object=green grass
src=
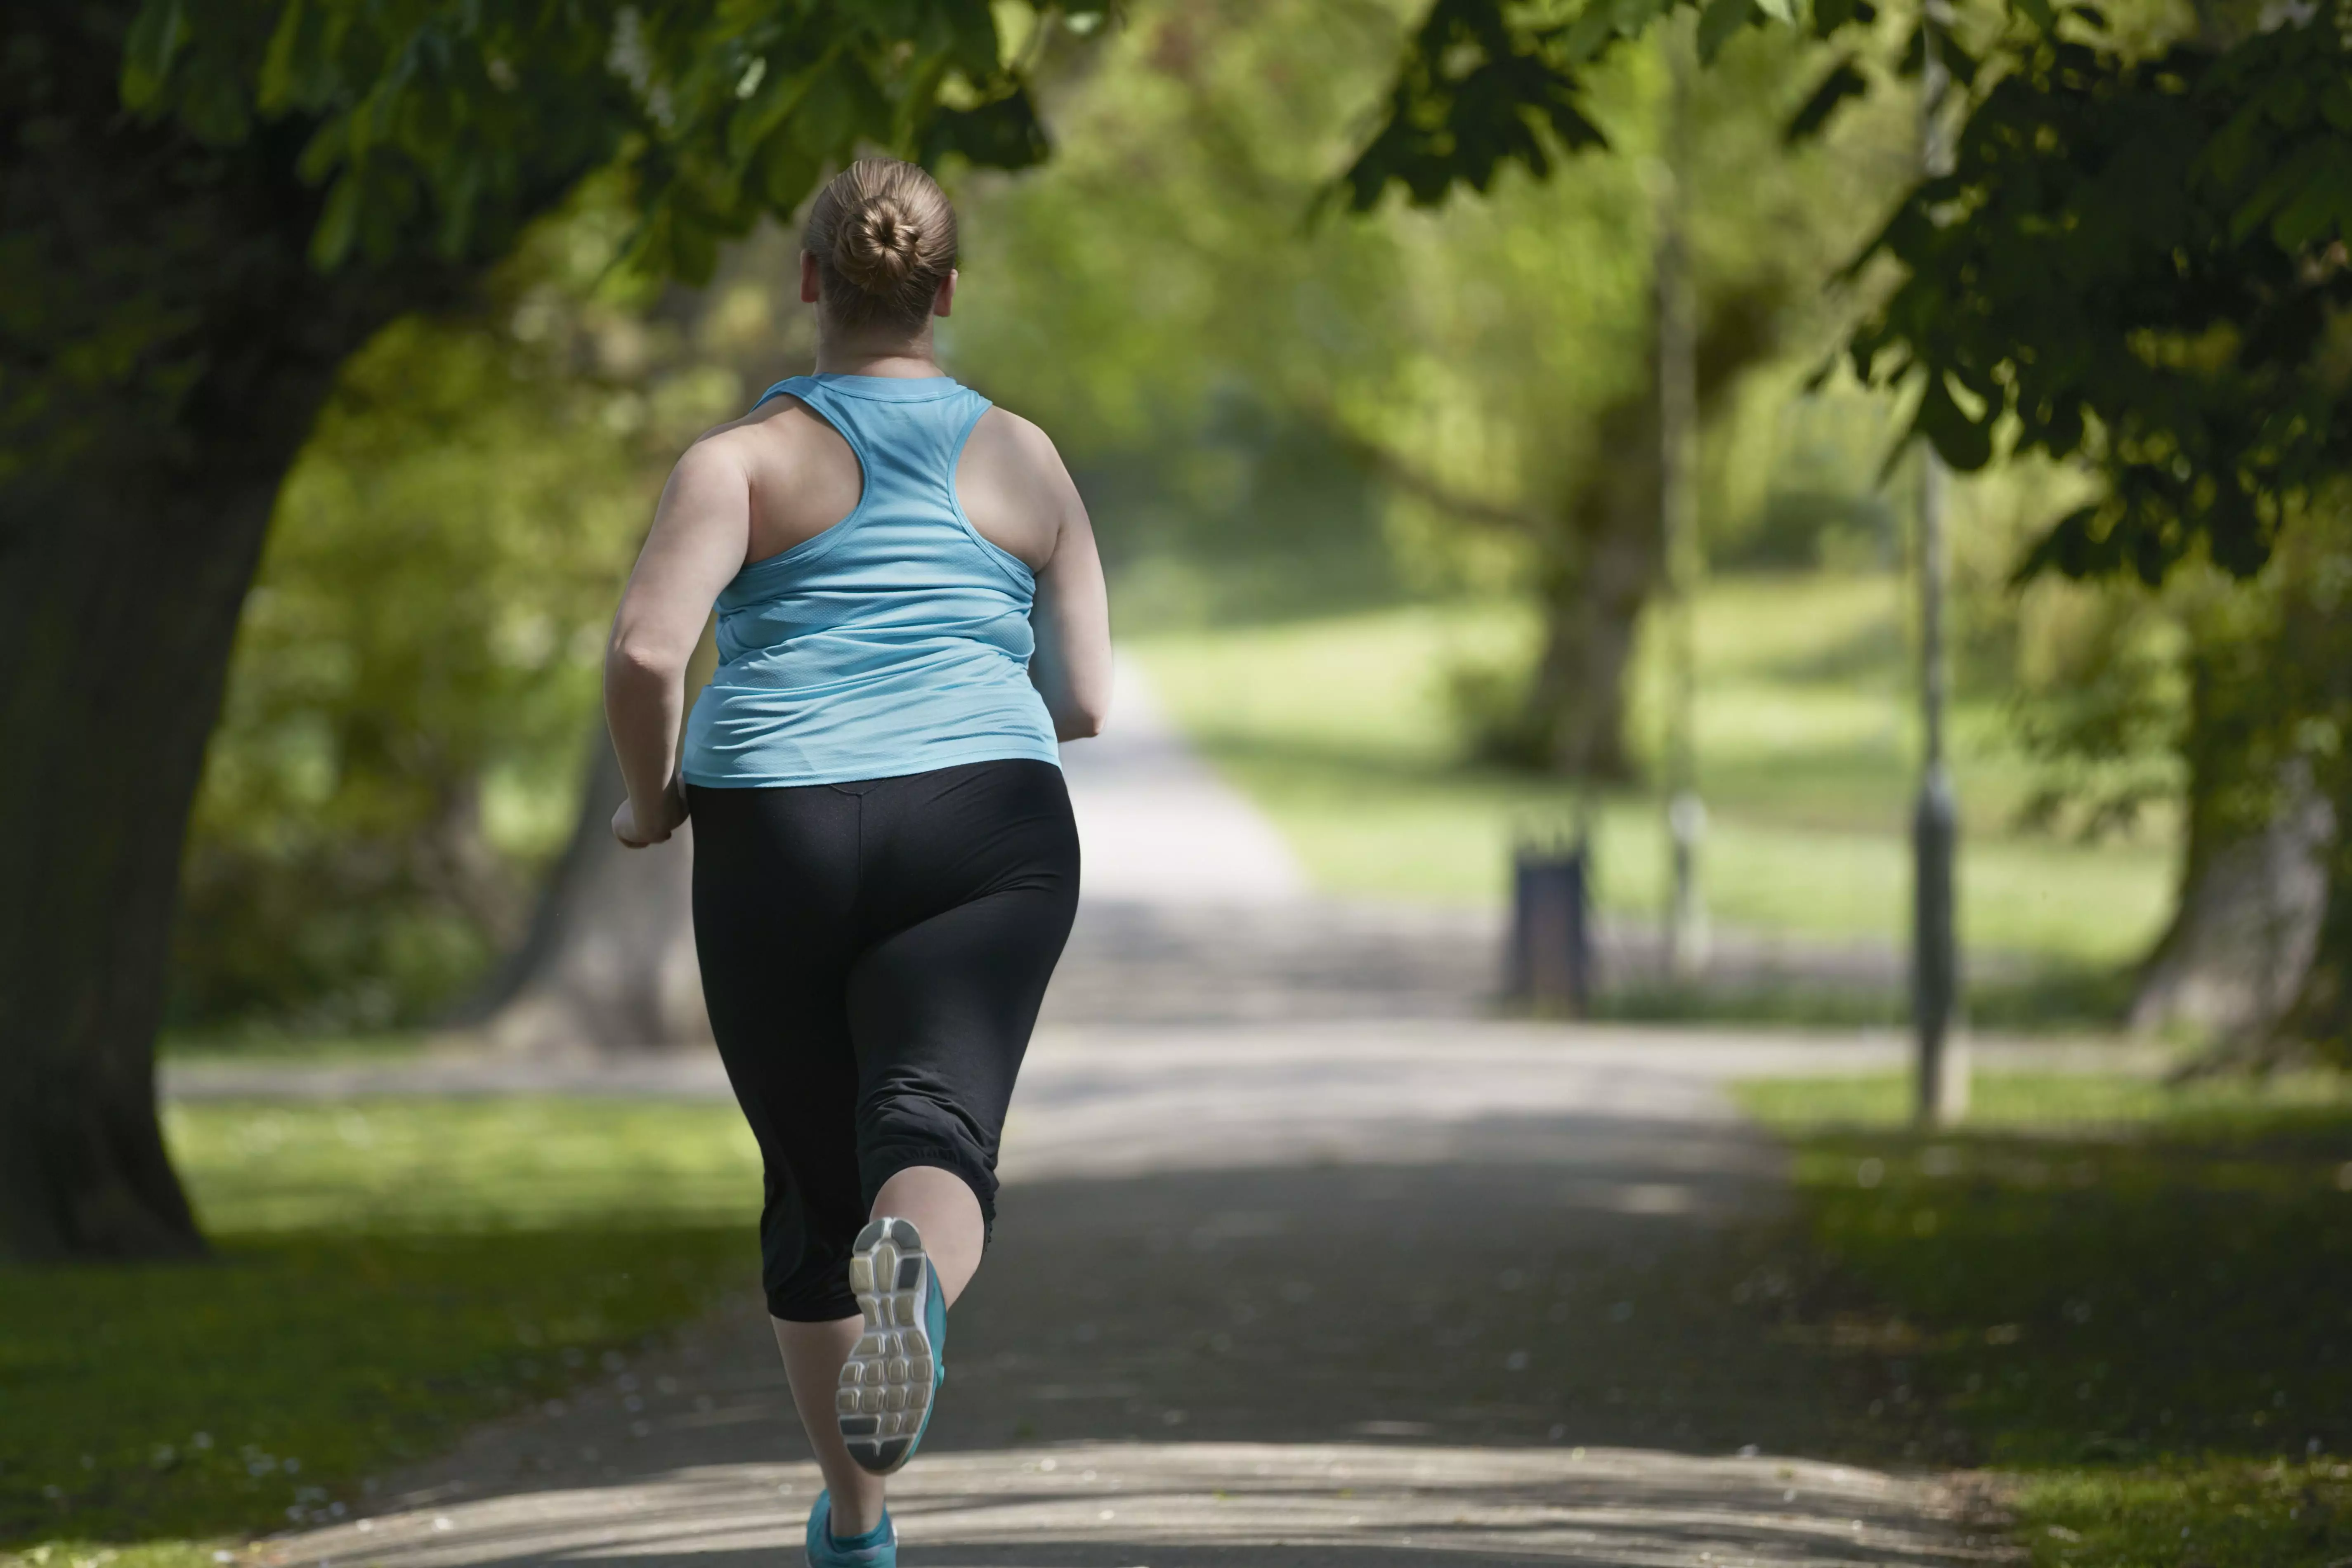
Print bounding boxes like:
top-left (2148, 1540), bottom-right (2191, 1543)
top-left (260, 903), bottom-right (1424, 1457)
top-left (1738, 1072), bottom-right (2352, 1567)
top-left (154, 1030), bottom-right (432, 1064)
top-left (1127, 581), bottom-right (2175, 970)
top-left (0, 1100), bottom-right (762, 1554)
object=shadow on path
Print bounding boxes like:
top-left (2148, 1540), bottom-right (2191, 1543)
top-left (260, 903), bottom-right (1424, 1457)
top-left (258, 1083), bottom-right (2003, 1566)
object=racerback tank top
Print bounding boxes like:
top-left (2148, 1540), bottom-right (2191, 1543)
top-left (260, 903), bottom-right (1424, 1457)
top-left (680, 373), bottom-right (1061, 788)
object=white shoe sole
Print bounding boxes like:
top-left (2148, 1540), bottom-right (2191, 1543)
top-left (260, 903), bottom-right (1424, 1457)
top-left (836, 1216), bottom-right (936, 1474)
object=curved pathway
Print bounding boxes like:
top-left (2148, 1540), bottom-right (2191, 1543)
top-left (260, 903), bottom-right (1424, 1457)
top-left (232, 661), bottom-right (2024, 1567)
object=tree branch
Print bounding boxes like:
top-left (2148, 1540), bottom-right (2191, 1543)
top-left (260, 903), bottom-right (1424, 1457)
top-left (1310, 413), bottom-right (1553, 535)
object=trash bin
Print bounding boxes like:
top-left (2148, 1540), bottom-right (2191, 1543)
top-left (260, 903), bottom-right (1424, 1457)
top-left (1507, 836), bottom-right (1593, 1015)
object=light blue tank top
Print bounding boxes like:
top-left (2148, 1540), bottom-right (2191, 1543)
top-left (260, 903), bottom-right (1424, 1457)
top-left (680, 373), bottom-right (1060, 788)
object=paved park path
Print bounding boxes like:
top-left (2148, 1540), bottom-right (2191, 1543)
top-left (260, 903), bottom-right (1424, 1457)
top-left (213, 661), bottom-right (2037, 1567)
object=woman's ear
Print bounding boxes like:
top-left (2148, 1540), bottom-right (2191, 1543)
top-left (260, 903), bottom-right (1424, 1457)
top-left (933, 268), bottom-right (959, 319)
top-left (800, 250), bottom-right (822, 306)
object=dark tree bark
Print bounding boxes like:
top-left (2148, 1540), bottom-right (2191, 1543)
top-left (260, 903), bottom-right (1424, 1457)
top-left (0, 2), bottom-right (471, 1260)
top-left (2277, 806), bottom-right (2352, 1066)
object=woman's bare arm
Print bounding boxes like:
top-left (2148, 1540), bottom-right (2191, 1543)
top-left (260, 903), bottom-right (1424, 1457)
top-left (604, 438), bottom-right (751, 846)
top-left (1025, 440), bottom-right (1112, 742)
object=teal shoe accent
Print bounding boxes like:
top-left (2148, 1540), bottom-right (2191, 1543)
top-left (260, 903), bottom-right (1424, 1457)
top-left (836, 1216), bottom-right (947, 1475)
top-left (805, 1490), bottom-right (895, 1567)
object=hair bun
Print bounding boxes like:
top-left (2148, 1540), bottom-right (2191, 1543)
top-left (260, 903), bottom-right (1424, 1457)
top-left (803, 157), bottom-right (958, 333)
top-left (835, 198), bottom-right (923, 292)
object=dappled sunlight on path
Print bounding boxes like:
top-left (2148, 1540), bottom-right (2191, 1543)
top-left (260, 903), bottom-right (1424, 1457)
top-left (260, 1443), bottom-right (1995, 1567)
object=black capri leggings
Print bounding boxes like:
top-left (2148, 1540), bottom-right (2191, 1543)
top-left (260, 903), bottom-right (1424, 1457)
top-left (687, 759), bottom-right (1080, 1322)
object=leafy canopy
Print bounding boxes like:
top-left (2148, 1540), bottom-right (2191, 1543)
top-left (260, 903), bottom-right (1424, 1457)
top-left (1344, 0), bottom-right (2352, 583)
top-left (1850, 19), bottom-right (2352, 584)
top-left (122, 0), bottom-right (1112, 282)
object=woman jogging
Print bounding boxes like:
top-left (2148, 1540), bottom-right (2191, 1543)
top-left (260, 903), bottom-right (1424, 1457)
top-left (601, 157), bottom-right (1112, 1568)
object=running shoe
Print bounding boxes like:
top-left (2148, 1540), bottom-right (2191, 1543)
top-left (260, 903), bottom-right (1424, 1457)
top-left (836, 1216), bottom-right (947, 1474)
top-left (805, 1490), bottom-right (895, 1567)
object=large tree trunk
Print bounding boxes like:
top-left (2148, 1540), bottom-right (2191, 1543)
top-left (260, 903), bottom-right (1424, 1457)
top-left (455, 741), bottom-right (711, 1056)
top-left (2277, 798), bottom-right (2352, 1065)
top-left (0, 2), bottom-right (468, 1260)
top-left (457, 628), bottom-right (720, 1055)
top-left (2137, 529), bottom-right (2351, 1063)
top-left (2131, 760), bottom-right (2333, 1039)
top-left (0, 470), bottom-right (289, 1259)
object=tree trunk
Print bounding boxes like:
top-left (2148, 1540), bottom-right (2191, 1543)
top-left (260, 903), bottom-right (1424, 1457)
top-left (456, 628), bottom-right (719, 1055)
top-left (0, 471), bottom-right (290, 1258)
top-left (454, 739), bottom-right (711, 1056)
top-left (1521, 392), bottom-right (1663, 781)
top-left (2136, 535), bottom-right (2350, 1063)
top-left (2276, 790), bottom-right (2352, 1065)
top-left (1517, 288), bottom-right (1784, 780)
top-left (0, 0), bottom-right (470, 1260)
top-left (2131, 760), bottom-right (2333, 1040)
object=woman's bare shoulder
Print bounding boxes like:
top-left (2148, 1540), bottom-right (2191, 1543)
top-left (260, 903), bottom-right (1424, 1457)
top-left (962, 405), bottom-right (1077, 501)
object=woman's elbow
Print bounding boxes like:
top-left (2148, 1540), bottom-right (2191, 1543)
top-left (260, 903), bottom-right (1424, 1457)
top-left (605, 632), bottom-right (686, 690)
top-left (1056, 699), bottom-right (1108, 742)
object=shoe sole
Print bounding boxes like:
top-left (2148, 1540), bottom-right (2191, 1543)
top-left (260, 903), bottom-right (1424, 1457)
top-left (836, 1217), bottom-right (937, 1475)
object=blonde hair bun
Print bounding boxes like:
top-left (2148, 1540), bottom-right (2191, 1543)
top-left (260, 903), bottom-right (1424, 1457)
top-left (804, 159), bottom-right (958, 333)
top-left (835, 198), bottom-right (923, 291)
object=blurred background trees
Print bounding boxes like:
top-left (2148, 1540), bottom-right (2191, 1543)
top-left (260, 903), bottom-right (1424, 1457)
top-left (0, 0), bottom-right (1102, 1260)
top-left (8, 0), bottom-right (2347, 1257)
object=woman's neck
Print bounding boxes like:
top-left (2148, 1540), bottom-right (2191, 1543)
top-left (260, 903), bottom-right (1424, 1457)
top-left (813, 332), bottom-right (943, 379)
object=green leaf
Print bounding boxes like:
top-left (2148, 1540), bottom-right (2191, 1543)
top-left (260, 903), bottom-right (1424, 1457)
top-left (2321, 78), bottom-right (2352, 135)
top-left (759, 142), bottom-right (822, 210)
top-left (1810, 0), bottom-right (1875, 36)
top-left (310, 174), bottom-right (364, 271)
top-left (937, 0), bottom-right (1002, 81)
top-left (1752, 0), bottom-right (1795, 26)
top-left (730, 56), bottom-right (826, 163)
top-left (923, 89), bottom-right (1052, 170)
top-left (1697, 0), bottom-right (1757, 63)
top-left (1913, 373), bottom-right (1993, 471)
top-left (1783, 58), bottom-right (1867, 142)
top-left (2010, 0), bottom-right (2057, 35)
top-left (295, 115), bottom-right (349, 185)
top-left (2229, 140), bottom-right (2333, 246)
top-left (1561, 2), bottom-right (1620, 64)
top-left (258, 0), bottom-right (328, 113)
top-left (120, 0), bottom-right (187, 111)
top-left (2267, 155), bottom-right (2352, 250)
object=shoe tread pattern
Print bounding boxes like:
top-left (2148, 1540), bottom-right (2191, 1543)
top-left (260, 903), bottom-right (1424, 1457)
top-left (836, 1217), bottom-right (936, 1475)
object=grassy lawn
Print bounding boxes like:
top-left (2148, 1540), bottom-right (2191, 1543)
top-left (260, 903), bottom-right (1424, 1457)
top-left (1738, 1072), bottom-right (2352, 1567)
top-left (1127, 579), bottom-right (2175, 971)
top-left (0, 1099), bottom-right (761, 1560)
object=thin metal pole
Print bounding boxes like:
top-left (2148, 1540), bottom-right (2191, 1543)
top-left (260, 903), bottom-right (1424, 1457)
top-left (1913, 0), bottom-right (1967, 1124)
top-left (1659, 16), bottom-right (1707, 981)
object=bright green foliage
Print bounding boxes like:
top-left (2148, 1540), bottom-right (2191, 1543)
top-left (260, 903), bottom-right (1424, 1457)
top-left (167, 200), bottom-right (824, 1034)
top-left (953, 1), bottom-right (1907, 627)
top-left (0, 1098), bottom-right (760, 1543)
top-left (120, 0), bottom-right (1108, 282)
top-left (1743, 1073), bottom-right (2352, 1567)
top-left (164, 200), bottom-right (729, 1032)
top-left (172, 316), bottom-right (647, 1028)
top-left (1348, 0), bottom-right (2352, 586)
top-left (949, 1), bottom-right (1436, 622)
